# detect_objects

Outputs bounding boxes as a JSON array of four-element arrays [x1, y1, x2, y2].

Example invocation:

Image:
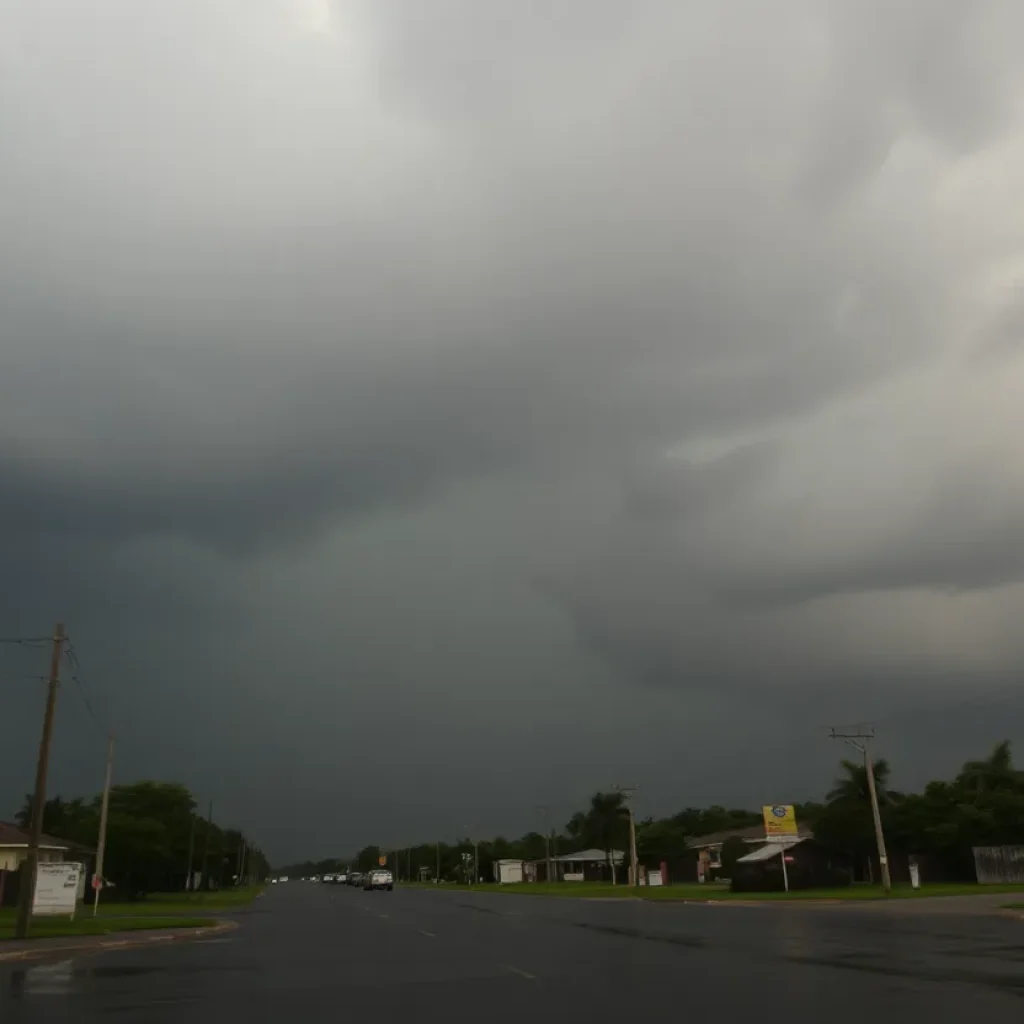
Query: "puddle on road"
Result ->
[[570, 921, 706, 949], [8, 959, 258, 1000]]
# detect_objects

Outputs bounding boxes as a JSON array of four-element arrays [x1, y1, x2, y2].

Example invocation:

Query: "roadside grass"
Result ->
[[0, 911, 216, 941], [96, 885, 266, 915], [0, 884, 264, 938], [400, 881, 1024, 901]]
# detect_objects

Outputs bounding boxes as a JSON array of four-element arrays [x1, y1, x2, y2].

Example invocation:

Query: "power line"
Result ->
[[0, 637, 50, 647], [62, 640, 105, 733]]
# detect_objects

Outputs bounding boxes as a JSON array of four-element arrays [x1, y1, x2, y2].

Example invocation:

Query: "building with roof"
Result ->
[[731, 837, 849, 892], [0, 822, 72, 871], [525, 848, 626, 883], [0, 822, 95, 907], [686, 824, 814, 875]]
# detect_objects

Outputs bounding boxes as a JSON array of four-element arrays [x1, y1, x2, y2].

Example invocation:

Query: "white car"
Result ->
[[364, 869, 394, 891]]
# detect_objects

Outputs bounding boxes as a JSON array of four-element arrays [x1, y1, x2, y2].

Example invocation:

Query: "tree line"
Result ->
[[278, 740, 1024, 883], [14, 781, 268, 899]]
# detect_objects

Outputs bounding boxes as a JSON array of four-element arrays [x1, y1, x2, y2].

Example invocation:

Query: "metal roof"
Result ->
[[687, 825, 814, 849], [553, 848, 625, 864], [736, 840, 804, 863]]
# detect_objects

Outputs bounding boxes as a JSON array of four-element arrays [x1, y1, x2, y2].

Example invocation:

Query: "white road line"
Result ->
[[378, 913, 390, 919], [418, 929, 436, 937], [500, 964, 536, 980]]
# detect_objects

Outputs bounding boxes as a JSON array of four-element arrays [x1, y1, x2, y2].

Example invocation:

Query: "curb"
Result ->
[[0, 919, 238, 964]]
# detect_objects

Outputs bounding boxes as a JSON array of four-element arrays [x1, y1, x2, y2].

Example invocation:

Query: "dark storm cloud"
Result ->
[[3, 0, 1024, 860]]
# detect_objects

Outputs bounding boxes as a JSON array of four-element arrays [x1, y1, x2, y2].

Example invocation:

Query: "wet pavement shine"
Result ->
[[2, 884, 1023, 1021]]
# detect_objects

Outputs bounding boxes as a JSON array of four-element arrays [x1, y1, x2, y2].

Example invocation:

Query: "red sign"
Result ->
[[91, 874, 103, 891]]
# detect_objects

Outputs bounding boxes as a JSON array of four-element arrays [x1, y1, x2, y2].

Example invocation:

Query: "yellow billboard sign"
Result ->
[[762, 805, 798, 839]]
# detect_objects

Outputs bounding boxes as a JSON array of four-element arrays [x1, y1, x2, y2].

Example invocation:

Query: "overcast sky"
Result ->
[[3, 1, 1024, 864]]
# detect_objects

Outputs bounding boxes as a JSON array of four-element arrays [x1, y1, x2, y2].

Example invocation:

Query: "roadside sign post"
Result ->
[[33, 862, 82, 921], [763, 806, 798, 893]]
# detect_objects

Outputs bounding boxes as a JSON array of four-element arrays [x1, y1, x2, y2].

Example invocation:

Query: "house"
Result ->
[[525, 849, 625, 883], [686, 824, 814, 876], [0, 822, 95, 906]]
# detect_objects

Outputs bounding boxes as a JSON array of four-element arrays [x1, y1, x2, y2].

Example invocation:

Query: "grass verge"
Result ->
[[401, 881, 1024, 901], [93, 885, 265, 917], [0, 914, 217, 941], [0, 884, 262, 939]]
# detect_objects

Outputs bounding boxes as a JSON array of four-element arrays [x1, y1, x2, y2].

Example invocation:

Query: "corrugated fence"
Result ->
[[973, 845, 1024, 884]]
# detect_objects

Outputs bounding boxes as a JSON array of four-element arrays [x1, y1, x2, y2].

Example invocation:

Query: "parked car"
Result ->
[[348, 872, 363, 887], [364, 869, 393, 892], [336, 873, 348, 884]]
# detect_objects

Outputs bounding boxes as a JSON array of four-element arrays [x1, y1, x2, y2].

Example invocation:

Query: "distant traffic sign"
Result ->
[[91, 874, 103, 891], [378, 856, 386, 867]]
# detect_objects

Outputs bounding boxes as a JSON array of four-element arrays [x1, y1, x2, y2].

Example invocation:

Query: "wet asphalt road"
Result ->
[[3, 884, 1024, 1021]]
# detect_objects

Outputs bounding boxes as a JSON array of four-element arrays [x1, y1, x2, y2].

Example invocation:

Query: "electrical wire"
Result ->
[[62, 639, 107, 736]]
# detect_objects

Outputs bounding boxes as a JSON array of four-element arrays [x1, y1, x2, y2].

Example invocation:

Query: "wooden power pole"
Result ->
[[92, 734, 115, 916], [15, 623, 65, 940], [830, 727, 892, 893]]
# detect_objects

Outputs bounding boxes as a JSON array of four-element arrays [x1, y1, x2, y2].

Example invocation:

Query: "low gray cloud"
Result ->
[[3, 1, 1024, 860]]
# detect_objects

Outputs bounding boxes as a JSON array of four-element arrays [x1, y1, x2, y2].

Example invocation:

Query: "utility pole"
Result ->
[[15, 623, 64, 940], [184, 812, 196, 892], [830, 727, 891, 893], [536, 805, 553, 883], [435, 841, 440, 884], [614, 785, 640, 887], [200, 801, 213, 892], [92, 734, 115, 916]]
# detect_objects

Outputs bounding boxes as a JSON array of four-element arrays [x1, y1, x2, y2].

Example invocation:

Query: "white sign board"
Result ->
[[33, 862, 83, 917]]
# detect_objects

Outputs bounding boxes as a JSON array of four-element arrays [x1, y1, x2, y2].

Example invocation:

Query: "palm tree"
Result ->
[[827, 758, 894, 805], [957, 740, 1021, 794], [583, 792, 629, 884]]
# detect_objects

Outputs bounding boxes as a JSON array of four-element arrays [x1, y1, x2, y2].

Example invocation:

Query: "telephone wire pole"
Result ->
[[92, 734, 115, 916], [15, 623, 64, 940], [614, 786, 640, 887], [830, 726, 891, 893]]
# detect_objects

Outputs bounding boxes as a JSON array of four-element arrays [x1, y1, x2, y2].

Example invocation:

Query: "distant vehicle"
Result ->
[[323, 873, 335, 883], [348, 872, 363, 887], [279, 876, 289, 882], [336, 873, 348, 884], [364, 869, 393, 892], [311, 875, 321, 883]]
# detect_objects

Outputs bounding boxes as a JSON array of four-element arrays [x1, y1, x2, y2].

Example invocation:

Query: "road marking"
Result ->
[[500, 964, 536, 980], [378, 913, 390, 919], [418, 929, 436, 937]]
